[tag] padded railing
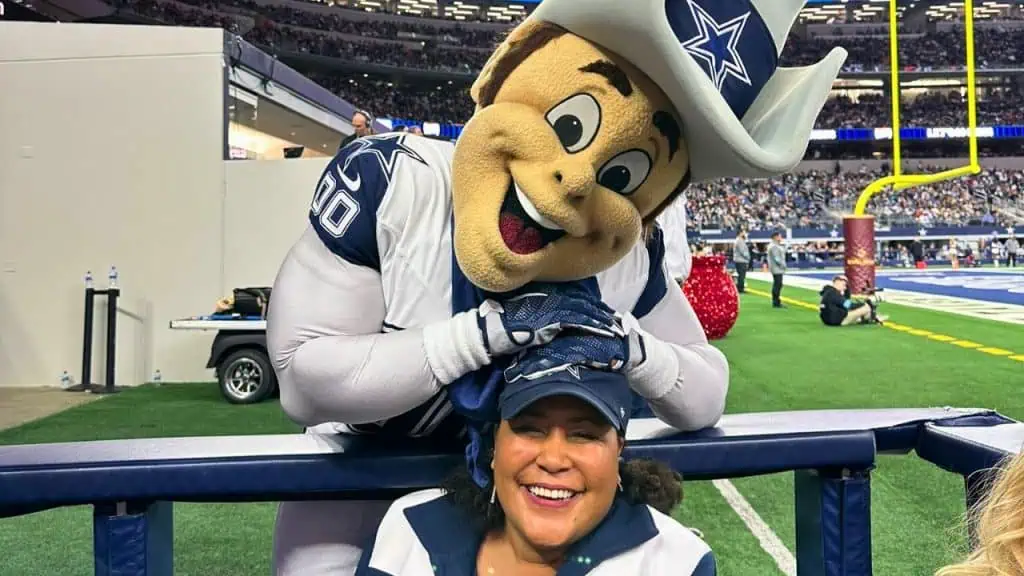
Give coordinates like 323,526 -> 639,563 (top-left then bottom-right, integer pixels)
0,408 -> 1018,576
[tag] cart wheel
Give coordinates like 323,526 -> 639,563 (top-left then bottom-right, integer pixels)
218,349 -> 276,404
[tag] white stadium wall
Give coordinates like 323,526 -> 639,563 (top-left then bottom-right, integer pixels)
222,159 -> 329,290
0,22 -> 227,388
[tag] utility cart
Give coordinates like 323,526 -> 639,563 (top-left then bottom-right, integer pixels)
169,314 -> 274,404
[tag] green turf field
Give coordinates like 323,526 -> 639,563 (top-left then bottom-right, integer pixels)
1,277 -> 1020,575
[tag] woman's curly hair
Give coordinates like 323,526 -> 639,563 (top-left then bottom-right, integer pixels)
439,457 -> 684,532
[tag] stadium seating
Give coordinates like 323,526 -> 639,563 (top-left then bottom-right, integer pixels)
0,408 -> 1019,575
112,0 -> 1024,133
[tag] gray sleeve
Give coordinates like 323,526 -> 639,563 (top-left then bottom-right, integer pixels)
631,263 -> 729,431
267,228 -> 489,427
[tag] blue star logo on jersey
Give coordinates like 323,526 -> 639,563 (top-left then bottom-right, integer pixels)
340,134 -> 427,184
680,0 -> 752,92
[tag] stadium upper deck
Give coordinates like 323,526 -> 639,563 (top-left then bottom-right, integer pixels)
98,0 -> 1024,158
277,0 -> 1023,26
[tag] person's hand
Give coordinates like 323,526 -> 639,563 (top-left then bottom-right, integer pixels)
503,313 -> 648,383
476,285 -> 623,359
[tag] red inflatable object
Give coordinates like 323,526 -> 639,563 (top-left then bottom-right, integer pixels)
682,254 -> 739,340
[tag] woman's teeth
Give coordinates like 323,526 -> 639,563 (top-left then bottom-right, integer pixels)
527,485 -> 577,500
514,183 -> 564,231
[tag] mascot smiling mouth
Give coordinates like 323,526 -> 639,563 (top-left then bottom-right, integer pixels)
499,180 -> 567,255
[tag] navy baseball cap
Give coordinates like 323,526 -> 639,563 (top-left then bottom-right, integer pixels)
498,368 -> 633,433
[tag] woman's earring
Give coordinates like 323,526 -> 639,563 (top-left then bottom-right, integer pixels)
490,485 -> 496,505
617,475 -> 623,493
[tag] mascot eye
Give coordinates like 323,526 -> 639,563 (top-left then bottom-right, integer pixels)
597,149 -> 651,196
545,93 -> 601,153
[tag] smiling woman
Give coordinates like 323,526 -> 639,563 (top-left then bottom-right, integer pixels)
354,360 -> 716,576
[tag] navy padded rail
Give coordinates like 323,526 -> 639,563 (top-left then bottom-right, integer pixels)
0,408 -> 1003,518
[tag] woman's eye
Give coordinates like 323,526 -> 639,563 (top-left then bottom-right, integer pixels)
545,93 -> 602,153
569,430 -> 600,442
511,424 -> 545,438
598,149 -> 652,196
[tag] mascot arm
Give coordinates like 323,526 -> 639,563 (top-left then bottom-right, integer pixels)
267,229 -> 488,426
627,263 -> 728,431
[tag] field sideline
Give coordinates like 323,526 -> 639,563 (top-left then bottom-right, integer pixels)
1,278 -> 1021,575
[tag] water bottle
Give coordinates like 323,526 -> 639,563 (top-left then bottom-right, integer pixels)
153,369 -> 163,386
84,271 -> 94,290
108,266 -> 119,290
60,370 -> 71,389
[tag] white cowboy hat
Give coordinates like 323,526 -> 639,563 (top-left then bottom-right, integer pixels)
530,0 -> 847,182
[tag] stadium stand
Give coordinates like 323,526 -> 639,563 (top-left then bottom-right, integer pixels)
75,0 -> 1024,233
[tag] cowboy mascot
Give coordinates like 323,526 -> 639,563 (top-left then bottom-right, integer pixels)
266,0 -> 846,572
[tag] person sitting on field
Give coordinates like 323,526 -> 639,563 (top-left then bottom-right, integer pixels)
818,275 -> 886,327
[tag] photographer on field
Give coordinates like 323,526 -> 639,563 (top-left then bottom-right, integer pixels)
819,275 -> 886,327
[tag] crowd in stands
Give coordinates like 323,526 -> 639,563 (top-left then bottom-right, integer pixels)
120,0 -> 1024,129
315,74 -> 1024,128
114,0 -> 1024,230
130,0 -> 1024,74
817,89 -> 1024,128
783,28 -> 1024,71
685,166 -> 1023,231
310,74 -> 476,124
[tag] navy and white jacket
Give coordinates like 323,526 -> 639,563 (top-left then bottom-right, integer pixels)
355,488 -> 716,576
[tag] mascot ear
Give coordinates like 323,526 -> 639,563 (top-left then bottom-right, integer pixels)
470,19 -> 561,110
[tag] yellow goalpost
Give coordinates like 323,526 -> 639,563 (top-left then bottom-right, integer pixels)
853,0 -> 981,214
843,0 -> 981,293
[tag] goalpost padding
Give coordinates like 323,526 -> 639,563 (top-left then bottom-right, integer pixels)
843,216 -> 876,294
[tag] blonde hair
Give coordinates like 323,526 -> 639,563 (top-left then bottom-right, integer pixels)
936,451 -> 1024,576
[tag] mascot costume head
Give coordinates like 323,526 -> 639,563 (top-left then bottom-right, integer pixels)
446,0 -> 846,485
451,0 -> 846,292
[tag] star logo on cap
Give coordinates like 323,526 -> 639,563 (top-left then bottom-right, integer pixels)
680,0 -> 752,92
830,229 -> 839,238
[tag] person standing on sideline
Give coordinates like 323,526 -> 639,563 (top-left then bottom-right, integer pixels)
732,231 -> 750,293
1007,234 -> 1019,267
338,110 -> 374,150
768,231 -> 787,308
910,236 -> 925,269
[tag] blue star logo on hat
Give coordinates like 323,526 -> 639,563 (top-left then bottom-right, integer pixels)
680,0 -> 752,92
